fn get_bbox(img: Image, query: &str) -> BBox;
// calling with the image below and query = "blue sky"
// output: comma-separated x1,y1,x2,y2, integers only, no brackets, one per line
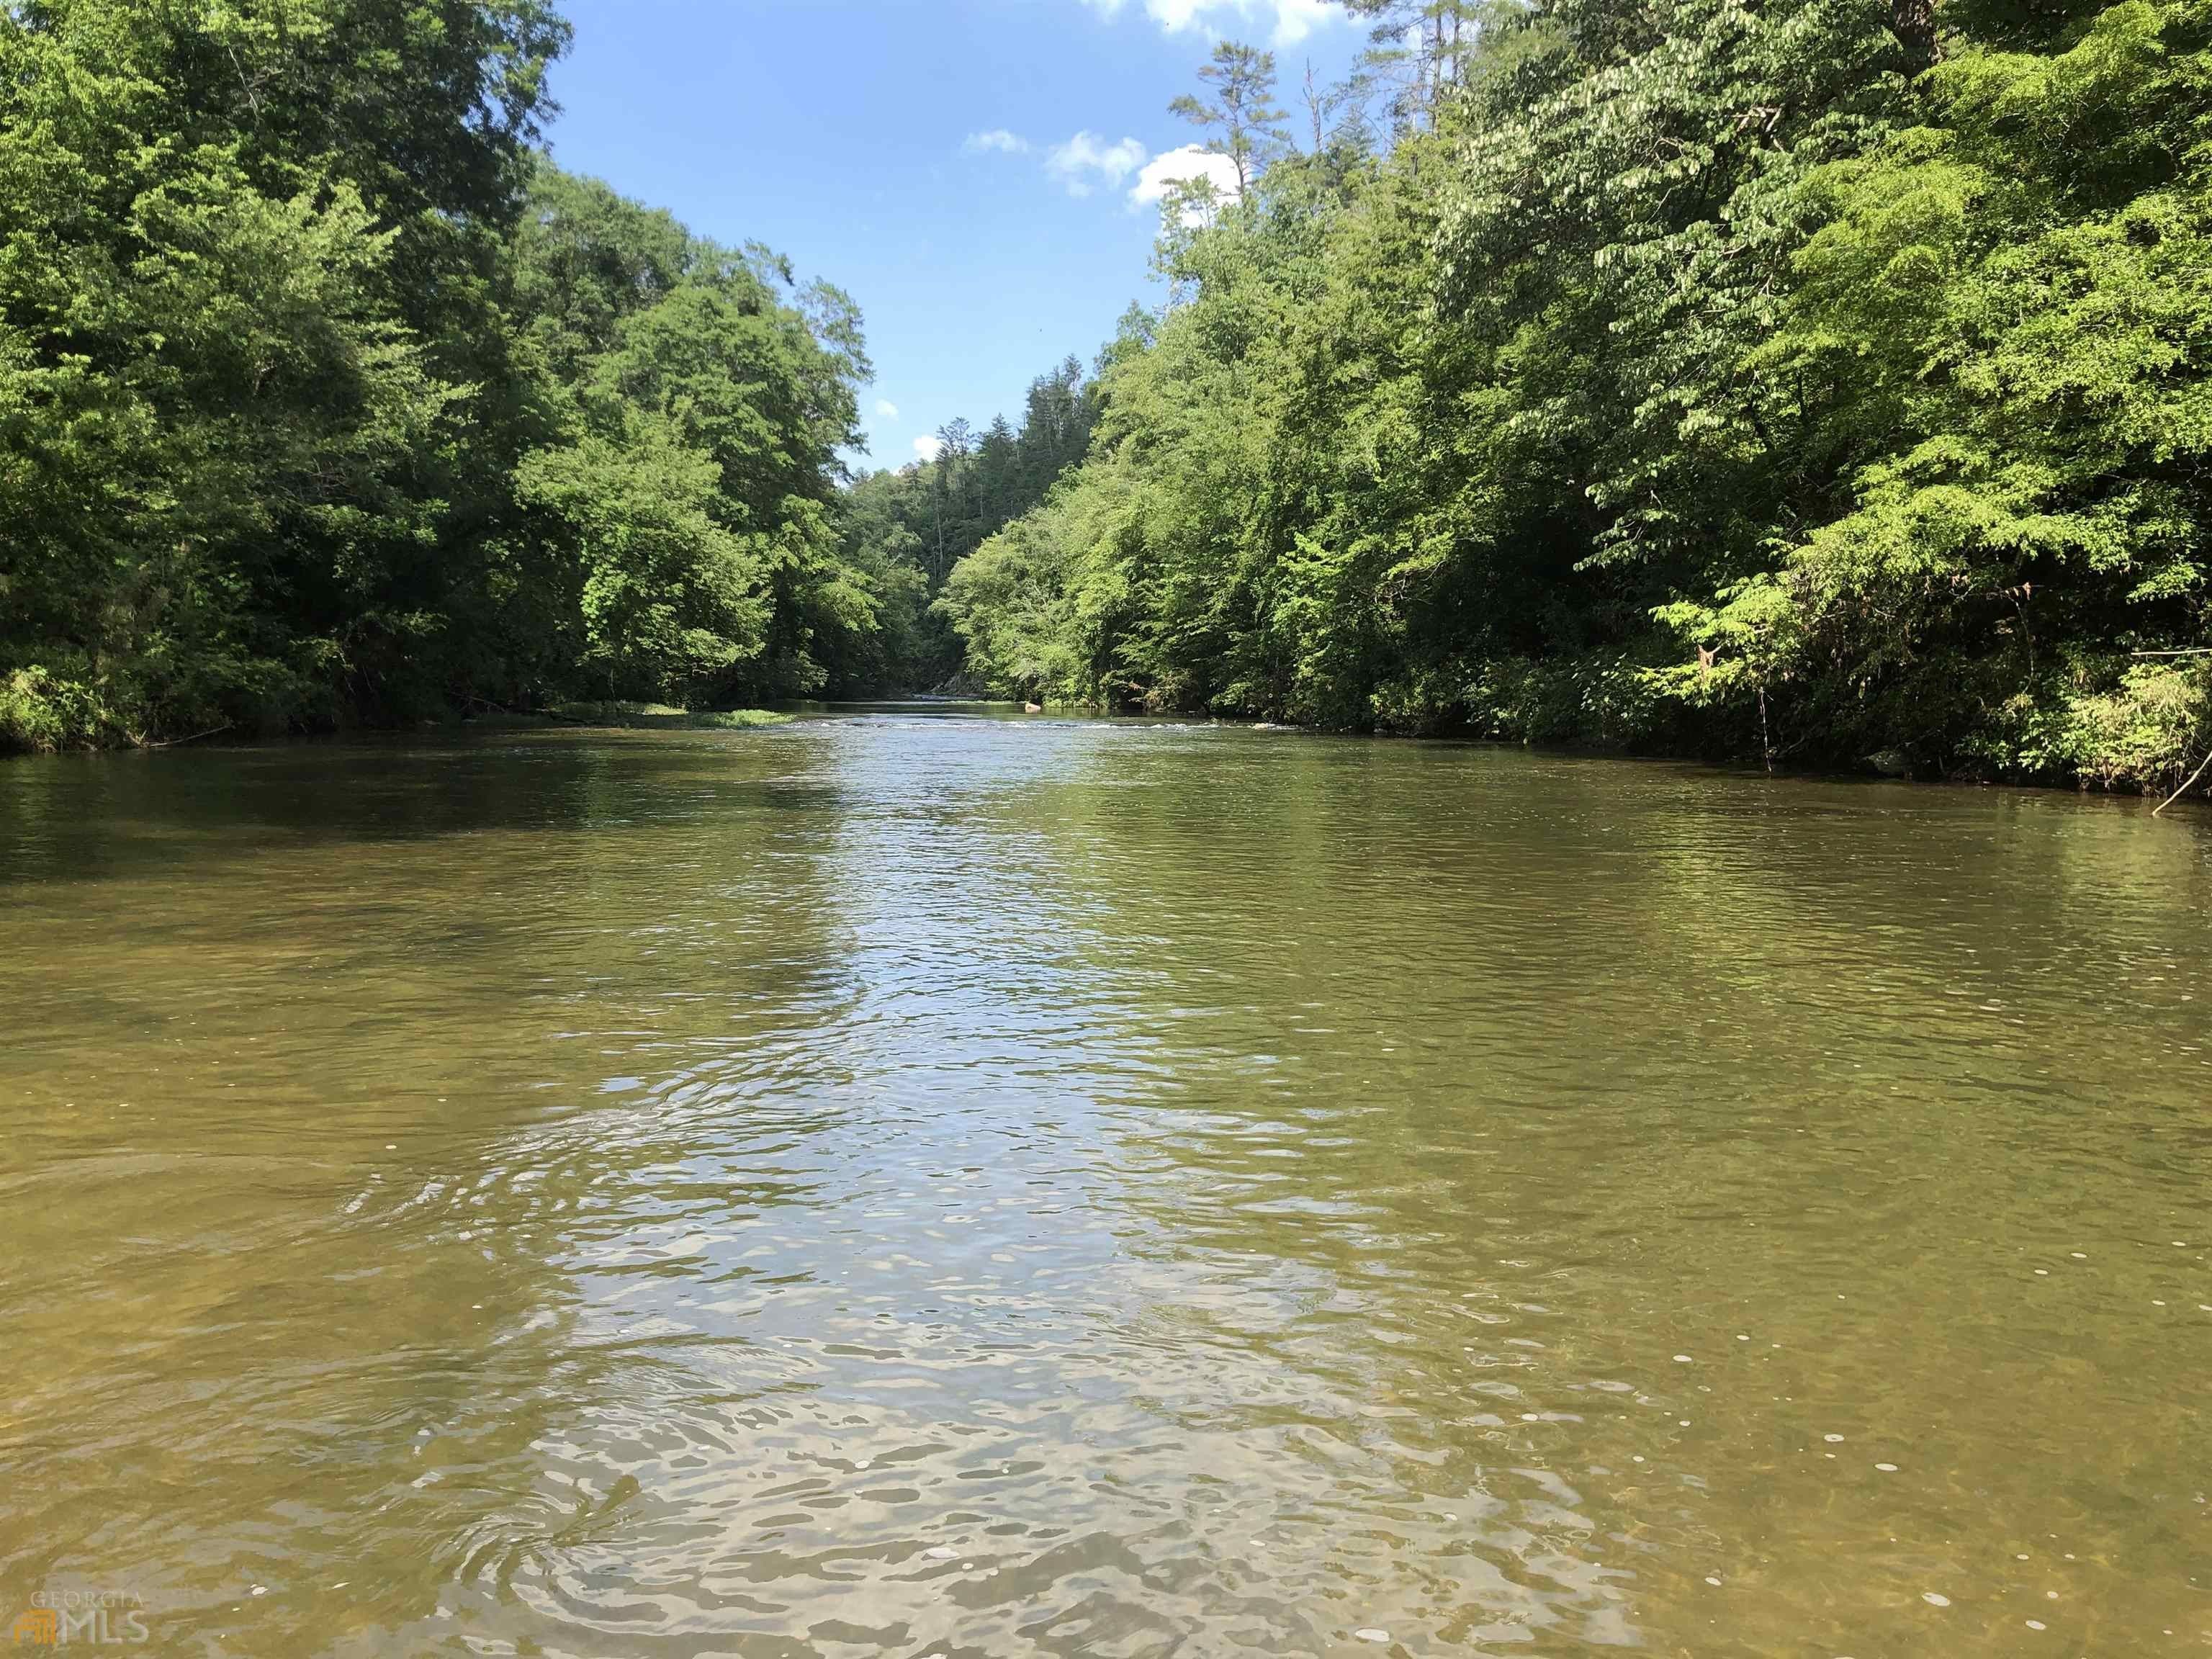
545,0,1367,471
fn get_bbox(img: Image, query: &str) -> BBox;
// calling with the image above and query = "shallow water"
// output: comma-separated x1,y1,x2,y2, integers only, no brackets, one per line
2,710,2208,1657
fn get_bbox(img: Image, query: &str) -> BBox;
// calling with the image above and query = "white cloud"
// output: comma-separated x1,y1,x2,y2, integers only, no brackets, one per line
913,434,946,462
963,128,1030,155
1131,144,1242,210
876,398,900,419
1079,0,1334,45
1046,131,1149,197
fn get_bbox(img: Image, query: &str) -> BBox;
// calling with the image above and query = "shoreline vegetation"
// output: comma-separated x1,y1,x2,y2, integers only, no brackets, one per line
47,706,2208,824
4,1,2209,803
933,5,2212,801
9,684,2206,817
532,701,789,732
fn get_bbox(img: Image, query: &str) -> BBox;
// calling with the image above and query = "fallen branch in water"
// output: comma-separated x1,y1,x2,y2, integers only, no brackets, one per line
145,723,232,750
465,693,589,724
2153,750,2212,817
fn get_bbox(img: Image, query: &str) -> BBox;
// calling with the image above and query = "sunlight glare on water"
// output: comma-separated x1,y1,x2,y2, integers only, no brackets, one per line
2,709,2208,1656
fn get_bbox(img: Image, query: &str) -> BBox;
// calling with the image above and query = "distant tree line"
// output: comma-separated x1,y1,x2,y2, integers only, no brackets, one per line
940,0,2212,793
835,359,1100,693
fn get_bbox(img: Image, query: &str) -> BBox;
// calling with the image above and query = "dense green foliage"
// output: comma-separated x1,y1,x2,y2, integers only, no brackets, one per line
942,0,2212,791
9,0,2207,792
0,0,889,748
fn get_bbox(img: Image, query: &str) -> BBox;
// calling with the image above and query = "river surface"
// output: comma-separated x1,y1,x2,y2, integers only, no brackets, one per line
2,709,2209,1658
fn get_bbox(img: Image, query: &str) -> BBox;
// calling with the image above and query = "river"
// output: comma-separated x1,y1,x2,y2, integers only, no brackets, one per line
2,709,2208,1656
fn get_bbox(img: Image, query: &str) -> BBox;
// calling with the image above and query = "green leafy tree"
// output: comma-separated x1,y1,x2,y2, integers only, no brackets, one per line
0,0,513,742
515,419,766,702
1170,40,1292,193
1341,0,1498,130
1661,0,2212,784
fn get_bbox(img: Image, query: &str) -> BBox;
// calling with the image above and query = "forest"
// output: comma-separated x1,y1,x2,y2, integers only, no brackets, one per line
942,0,2212,791
0,0,1076,747
4,0,2209,793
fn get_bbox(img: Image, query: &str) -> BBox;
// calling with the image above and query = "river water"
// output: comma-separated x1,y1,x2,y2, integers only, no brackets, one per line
2,709,2208,1658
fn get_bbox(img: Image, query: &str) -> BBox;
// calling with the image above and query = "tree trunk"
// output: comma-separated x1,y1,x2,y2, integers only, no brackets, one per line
1891,0,1939,74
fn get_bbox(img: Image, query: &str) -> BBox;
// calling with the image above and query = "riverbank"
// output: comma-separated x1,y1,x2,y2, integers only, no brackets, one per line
992,696,2212,810
530,701,790,732
12,693,2209,815
0,697,793,757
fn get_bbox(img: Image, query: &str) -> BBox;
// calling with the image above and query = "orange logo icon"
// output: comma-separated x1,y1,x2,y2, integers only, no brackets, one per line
9,1609,57,1645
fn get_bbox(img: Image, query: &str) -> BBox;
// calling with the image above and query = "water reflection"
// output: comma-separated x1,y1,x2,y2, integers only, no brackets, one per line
1,721,2208,1657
